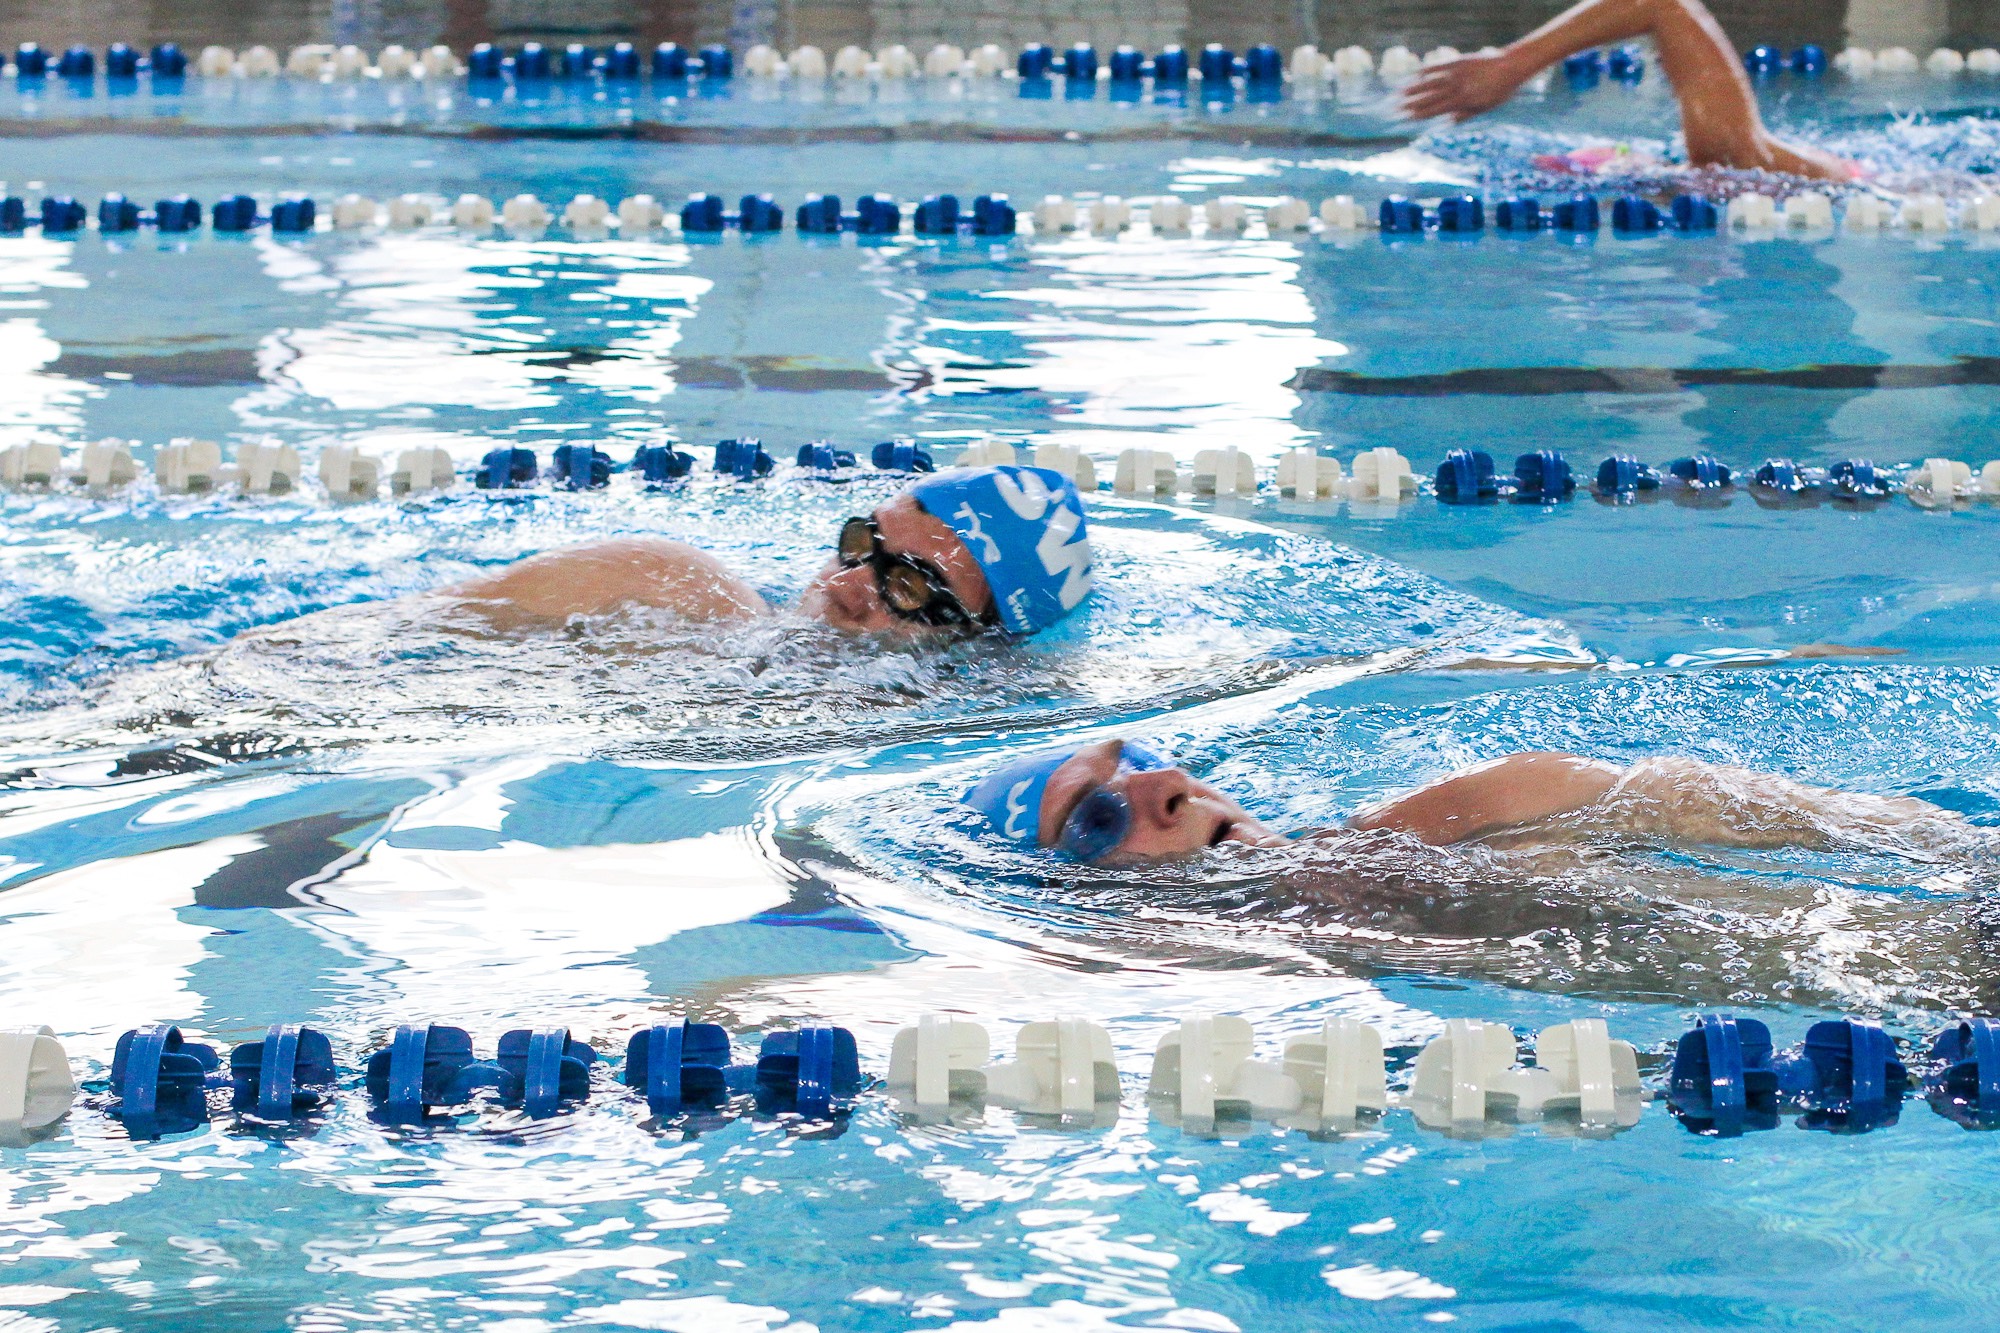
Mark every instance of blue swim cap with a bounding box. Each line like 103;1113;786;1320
909;465;1093;635
963;740;1173;859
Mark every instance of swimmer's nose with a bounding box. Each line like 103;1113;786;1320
1123;767;1198;830
820;563;882;623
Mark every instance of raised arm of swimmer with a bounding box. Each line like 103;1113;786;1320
1400;0;1854;181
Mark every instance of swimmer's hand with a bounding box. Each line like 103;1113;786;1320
1399;53;1527;123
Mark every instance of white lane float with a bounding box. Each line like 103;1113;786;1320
0;1026;75;1148
1113;446;1179;495
155;438;224;493
1277;448;1344;501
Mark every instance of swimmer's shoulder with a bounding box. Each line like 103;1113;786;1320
446;535;771;625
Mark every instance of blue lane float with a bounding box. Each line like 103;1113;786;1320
1379;197;1425;234
1436;195;1483;234
212;194;257;231
1594;454;1661;497
651;42;689;80
1744;44;1783;76
624;1022;752;1115
632;442;693;483
476;446;538;489
795;193;841;233
755;1027;863;1119
739;193;783;233
1753;457;1810;493
270;197;315;233
1245;43;1283;85
1495;197;1544;232
1667;1014;1781;1135
914;194;960;236
15;43;48;77
552;443;612;490
109;1024;222;1139
1673;195;1721;230
873;440;934;472
1786;1018;1906;1132
681;192;725;233
1612;195;1663;232
155;194;201;231
468;43;504;79
1606;46;1645;81
1669;455;1732;489
98;194;140;232
1511;450;1574;501
39;197;85;233
1550;194;1600;233
1562;50;1602;86
797;442;857;472
495;1028;596;1118
229;1024;336;1122
1152;45;1189;85
971;194;1017;236
603;43;640;80
1927;1019;2000;1128
714;438;775;479
1828;458;1892;500
56;45;95;78
365;1024;491;1123
1435;448;1499;503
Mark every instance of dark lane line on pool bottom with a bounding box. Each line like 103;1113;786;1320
1288;356;2000;396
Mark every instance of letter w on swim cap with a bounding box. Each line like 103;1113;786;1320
910;465;1092;634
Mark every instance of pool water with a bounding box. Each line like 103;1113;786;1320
5;45;2000;1333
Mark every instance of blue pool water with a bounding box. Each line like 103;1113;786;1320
6;57;2000;1332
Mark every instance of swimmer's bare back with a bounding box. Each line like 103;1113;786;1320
1401;0;1855;181
442;538;770;632
1340;751;1975;855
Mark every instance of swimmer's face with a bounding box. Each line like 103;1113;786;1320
800;493;995;637
1039;739;1282;861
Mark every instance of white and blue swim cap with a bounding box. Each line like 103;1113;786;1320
908;465;1092;635
963;740;1173;861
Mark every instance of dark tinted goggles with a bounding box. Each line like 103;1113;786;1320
837;517;985;629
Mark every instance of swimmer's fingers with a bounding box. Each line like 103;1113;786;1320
1400;56;1519;123
1397;66;1466;120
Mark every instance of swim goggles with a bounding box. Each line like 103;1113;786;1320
1056;740;1173;862
837;516;988;629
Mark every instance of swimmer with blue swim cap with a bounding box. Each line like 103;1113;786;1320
967;738;1973;862
446;464;1094;638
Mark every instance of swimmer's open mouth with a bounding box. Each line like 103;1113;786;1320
1210;819;1236;847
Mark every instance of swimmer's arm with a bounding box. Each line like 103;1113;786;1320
1401;0;1853;180
1345;752;1623;845
442;537;770;631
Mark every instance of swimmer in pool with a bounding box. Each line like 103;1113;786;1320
441;464;1094;638
966;738;1973;862
1400;0;1855;182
